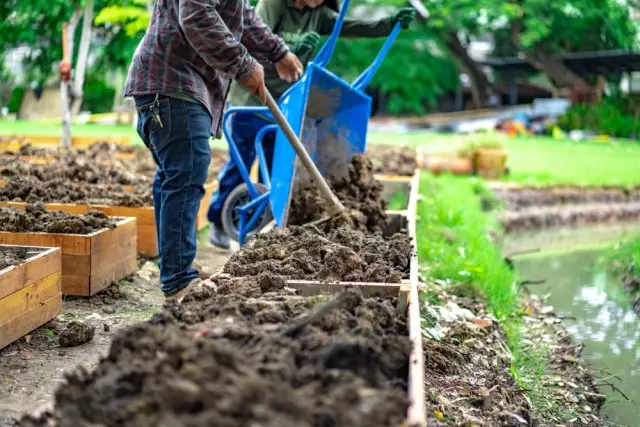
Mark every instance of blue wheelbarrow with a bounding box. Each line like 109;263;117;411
220;0;401;244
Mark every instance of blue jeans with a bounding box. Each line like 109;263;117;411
135;95;212;296
207;112;275;227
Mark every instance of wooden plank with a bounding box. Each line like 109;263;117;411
90;206;155;225
285;280;402;298
0;272;61;325
0;231;91;255
90;253;137;295
137;225;159;257
397;284;410;315
0;247;60;300
90;218;136;254
62;254;91;277
62;276;91;297
0;292;61;349
405;281;426;426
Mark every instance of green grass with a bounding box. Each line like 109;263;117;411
605;237;640;277
387;191;409;211
416;173;577;421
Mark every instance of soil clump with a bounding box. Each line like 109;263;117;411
224;225;411;283
19;280;411;427
0;177;153;207
288;154;388;233
367;145;417;176
0;203;116;234
58;322;96;348
0;247;26;271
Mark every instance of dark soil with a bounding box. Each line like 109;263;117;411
224;225;411;283
495;187;640;211
289;154;388;233
0;247;26;271
0;177;153;207
19;279;411;427
0;203;116;234
501;202;640;232
58;322;96;348
367;145;417;177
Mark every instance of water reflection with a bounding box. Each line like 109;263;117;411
516;248;640;425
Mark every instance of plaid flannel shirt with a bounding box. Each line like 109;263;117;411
124;0;289;137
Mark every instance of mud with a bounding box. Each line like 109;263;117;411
57;322;96;348
0;247;26;271
289;154;388;233
0;203;116;234
495;187;640;211
224;225;411;283
501;202;640;233
19;279;411;427
0;177;153;207
367;145;417;176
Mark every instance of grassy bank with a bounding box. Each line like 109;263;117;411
607;237;640;277
416;173;584;422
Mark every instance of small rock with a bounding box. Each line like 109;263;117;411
58;322;95;347
102;306;116;314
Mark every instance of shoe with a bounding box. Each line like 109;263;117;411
191;259;212;280
209;223;230;250
165;278;201;303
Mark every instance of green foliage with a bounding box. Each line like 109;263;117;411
95;0;150;37
80;71;116;113
417;174;519;319
606;237;640;277
558;97;640;139
329;30;459;114
7;86;25;113
457;132;507;158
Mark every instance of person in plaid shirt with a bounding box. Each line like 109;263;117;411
125;0;303;300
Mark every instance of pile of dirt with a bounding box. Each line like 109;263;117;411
0;247;26;271
224;225;411;283
0;202;116;234
0;177;153;207
20;281;411;427
501;202;640;232
495;187;640;211
367;145;417;176
288;154;388;233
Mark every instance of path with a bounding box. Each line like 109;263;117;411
0;239;232;426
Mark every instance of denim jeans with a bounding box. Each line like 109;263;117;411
135;95;212;296
207;112;275;227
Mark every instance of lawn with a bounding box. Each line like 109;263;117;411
2;119;639;187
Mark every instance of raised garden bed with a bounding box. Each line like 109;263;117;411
0;205;137;296
0;180;216;257
0;245;62;349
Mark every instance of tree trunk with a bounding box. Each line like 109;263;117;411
510;20;591;92
71;0;94;113
61;10;81;149
443;31;494;109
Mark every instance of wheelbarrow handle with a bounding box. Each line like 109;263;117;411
264;90;345;215
352;22;402;91
312;0;351;68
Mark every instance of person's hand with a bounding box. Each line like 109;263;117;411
293;32;321;56
391;8;416;29
240;62;267;104
275;52;303;84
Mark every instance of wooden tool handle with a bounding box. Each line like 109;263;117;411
264;90;345;214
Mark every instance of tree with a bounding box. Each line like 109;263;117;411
497;0;637;92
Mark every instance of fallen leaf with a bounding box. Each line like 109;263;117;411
472;318;493;329
433;411;445;420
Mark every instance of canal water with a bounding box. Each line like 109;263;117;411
504;223;640;427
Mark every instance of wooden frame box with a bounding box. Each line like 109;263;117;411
0;218;137;297
0;245;62;349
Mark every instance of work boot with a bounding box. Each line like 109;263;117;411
209;223;230;250
165;278;201;303
191;259;213;280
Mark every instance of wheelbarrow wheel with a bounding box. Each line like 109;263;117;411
221;183;273;242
